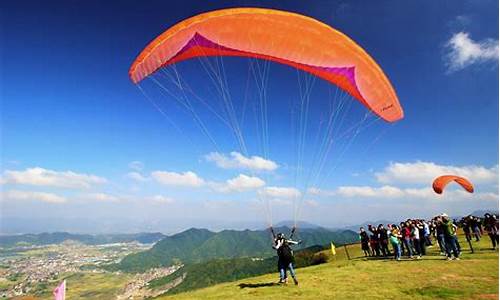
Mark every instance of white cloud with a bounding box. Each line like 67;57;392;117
336;185;405;198
3;190;67;204
2;167;107;189
313;185;497;202
304;199;319;207
308;187;335;197
259;186;301;199
309;161;498;202
270;198;293;206
215;174;266;193
149;195;174;204
404;188;434;199
445;31;498;71
81;193;120;202
151;171;205;187
430;190;497;202
205;152;278;171
128;161;144;171
474;192;499;201
127;172;148;182
375;161;498;185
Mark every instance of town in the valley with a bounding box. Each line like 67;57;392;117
0;242;181;299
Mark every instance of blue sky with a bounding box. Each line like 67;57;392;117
1;0;498;234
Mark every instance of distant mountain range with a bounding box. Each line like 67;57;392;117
273;220;324;229
344;220;397;232
112;226;358;273
470;210;499;217
0;232;166;247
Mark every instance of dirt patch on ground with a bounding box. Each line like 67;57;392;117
474;293;498;299
440;273;464;280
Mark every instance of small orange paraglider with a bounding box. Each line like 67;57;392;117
432;175;474;194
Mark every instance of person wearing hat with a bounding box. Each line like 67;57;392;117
441;214;460;260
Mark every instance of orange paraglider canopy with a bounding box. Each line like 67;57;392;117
129;8;403;122
432;175;474;194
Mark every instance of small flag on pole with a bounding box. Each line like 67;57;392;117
330;242;336;256
53;280;66;300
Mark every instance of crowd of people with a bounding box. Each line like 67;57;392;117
460;213;499;249
359;213;499;261
270;212;498;285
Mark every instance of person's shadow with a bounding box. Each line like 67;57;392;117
238;282;280;289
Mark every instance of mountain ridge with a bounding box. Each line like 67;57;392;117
112;226;358;273
0;232;166;247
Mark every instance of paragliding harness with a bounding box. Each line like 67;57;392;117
279;241;294;263
270;226;298;263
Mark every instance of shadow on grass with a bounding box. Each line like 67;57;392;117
238;282;280;289
352;255;464;262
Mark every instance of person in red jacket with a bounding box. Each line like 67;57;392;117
401;221;414;258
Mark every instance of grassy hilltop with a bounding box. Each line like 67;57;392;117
156;234;498;300
11;232;498;299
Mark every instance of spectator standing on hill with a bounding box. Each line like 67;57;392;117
389;224;402;261
368;225;381;257
359;227;371;257
411;222;422;258
397;224;405;256
461;216;472;242
378;224;390;257
401;222;414;258
442;214;460;260
471;216;482;241
452;220;461;255
435;217;446;255
273;233;300;285
423;221;432;246
417;221;427;256
483;213;499;250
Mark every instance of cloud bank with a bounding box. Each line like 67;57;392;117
3;190;67;204
215;174;266;193
259;186;301;199
375;161;498;185
151;170;205;187
2;167;106;189
205;152;278;171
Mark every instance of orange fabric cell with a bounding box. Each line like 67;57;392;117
432;175;475;194
129;8;404;122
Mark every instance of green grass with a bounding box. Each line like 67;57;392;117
150;245;327;295
64;273;132;299
25;272;132;300
156;234;498;300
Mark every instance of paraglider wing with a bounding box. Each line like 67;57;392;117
432;175;474;194
129;8;403;122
